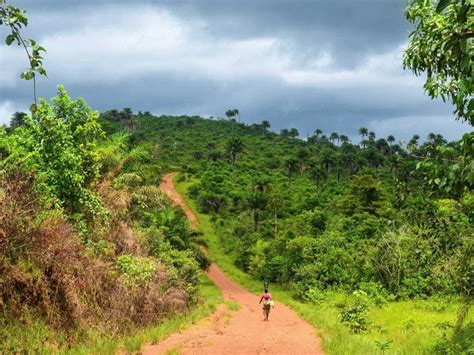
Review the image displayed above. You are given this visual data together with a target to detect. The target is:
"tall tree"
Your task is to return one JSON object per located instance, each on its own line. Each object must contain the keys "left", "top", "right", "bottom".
{"left": 296, "top": 148, "right": 310, "bottom": 176}
{"left": 226, "top": 109, "right": 239, "bottom": 137}
{"left": 10, "top": 111, "right": 27, "bottom": 129}
{"left": 329, "top": 132, "right": 339, "bottom": 145}
{"left": 339, "top": 134, "right": 350, "bottom": 144}
{"left": 280, "top": 128, "right": 290, "bottom": 139}
{"left": 261, "top": 120, "right": 271, "bottom": 131}
{"left": 358, "top": 127, "right": 368, "bottom": 147}
{"left": 226, "top": 137, "right": 244, "bottom": 166}
{"left": 387, "top": 135, "right": 396, "bottom": 145}
{"left": 284, "top": 157, "right": 298, "bottom": 183}
{"left": 246, "top": 190, "right": 268, "bottom": 231}
{"left": 289, "top": 127, "right": 299, "bottom": 139}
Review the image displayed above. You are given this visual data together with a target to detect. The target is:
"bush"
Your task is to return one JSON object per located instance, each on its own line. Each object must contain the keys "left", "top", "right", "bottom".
{"left": 358, "top": 281, "right": 388, "bottom": 307}
{"left": 340, "top": 291, "right": 371, "bottom": 333}
{"left": 116, "top": 255, "right": 157, "bottom": 287}
{"left": 1, "top": 86, "right": 105, "bottom": 220}
{"left": 197, "top": 192, "right": 226, "bottom": 213}
{"left": 434, "top": 322, "right": 473, "bottom": 354}
{"left": 304, "top": 288, "right": 327, "bottom": 304}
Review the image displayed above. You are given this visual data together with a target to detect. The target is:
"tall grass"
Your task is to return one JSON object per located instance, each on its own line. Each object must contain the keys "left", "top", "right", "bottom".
{"left": 174, "top": 175, "right": 472, "bottom": 355}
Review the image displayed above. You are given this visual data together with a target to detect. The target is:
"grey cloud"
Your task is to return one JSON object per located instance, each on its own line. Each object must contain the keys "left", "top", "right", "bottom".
{"left": 1, "top": 0, "right": 470, "bottom": 142}
{"left": 18, "top": 0, "right": 408, "bottom": 68}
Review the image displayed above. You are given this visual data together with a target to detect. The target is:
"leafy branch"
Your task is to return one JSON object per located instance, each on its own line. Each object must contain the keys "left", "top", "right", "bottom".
{"left": 0, "top": 0, "right": 47, "bottom": 105}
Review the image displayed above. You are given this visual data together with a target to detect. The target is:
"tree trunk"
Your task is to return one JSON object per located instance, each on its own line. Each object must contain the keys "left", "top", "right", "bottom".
{"left": 253, "top": 210, "right": 259, "bottom": 231}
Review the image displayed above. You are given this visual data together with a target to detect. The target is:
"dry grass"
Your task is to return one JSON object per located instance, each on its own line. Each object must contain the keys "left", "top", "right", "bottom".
{"left": 0, "top": 170, "right": 192, "bottom": 345}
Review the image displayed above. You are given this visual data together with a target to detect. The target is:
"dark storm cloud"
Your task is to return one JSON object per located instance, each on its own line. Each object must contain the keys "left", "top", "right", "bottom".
{"left": 1, "top": 0, "right": 470, "bottom": 141}
{"left": 19, "top": 0, "right": 408, "bottom": 68}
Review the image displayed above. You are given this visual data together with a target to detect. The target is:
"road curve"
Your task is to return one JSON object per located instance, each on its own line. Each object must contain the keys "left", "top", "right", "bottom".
{"left": 143, "top": 173, "right": 324, "bottom": 355}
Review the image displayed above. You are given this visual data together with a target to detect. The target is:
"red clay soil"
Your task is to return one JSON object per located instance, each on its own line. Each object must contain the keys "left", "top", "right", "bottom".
{"left": 146, "top": 173, "right": 324, "bottom": 355}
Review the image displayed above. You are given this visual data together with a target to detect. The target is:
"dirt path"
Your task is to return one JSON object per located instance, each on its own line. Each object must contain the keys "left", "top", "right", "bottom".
{"left": 146, "top": 173, "right": 324, "bottom": 355}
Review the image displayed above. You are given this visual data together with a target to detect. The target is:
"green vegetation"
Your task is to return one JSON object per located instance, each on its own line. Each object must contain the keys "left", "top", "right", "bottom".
{"left": 0, "top": 0, "right": 47, "bottom": 103}
{"left": 1, "top": 89, "right": 472, "bottom": 354}
{"left": 0, "top": 89, "right": 213, "bottom": 353}
{"left": 404, "top": 0, "right": 473, "bottom": 123}
{"left": 1, "top": 0, "right": 472, "bottom": 353}
{"left": 175, "top": 175, "right": 472, "bottom": 354}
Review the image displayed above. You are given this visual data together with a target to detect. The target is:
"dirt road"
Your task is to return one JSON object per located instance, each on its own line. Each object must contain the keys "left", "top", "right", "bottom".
{"left": 146, "top": 173, "right": 323, "bottom": 355}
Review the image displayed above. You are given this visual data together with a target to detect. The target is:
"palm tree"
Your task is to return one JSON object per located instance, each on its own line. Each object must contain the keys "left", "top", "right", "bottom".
{"left": 289, "top": 128, "right": 299, "bottom": 139}
{"left": 225, "top": 109, "right": 238, "bottom": 120}
{"left": 226, "top": 109, "right": 239, "bottom": 137}
{"left": 296, "top": 148, "right": 309, "bottom": 176}
{"left": 320, "top": 148, "right": 334, "bottom": 173}
{"left": 358, "top": 127, "right": 368, "bottom": 148}
{"left": 10, "top": 111, "right": 28, "bottom": 129}
{"left": 330, "top": 132, "right": 339, "bottom": 145}
{"left": 307, "top": 135, "right": 318, "bottom": 144}
{"left": 234, "top": 109, "right": 240, "bottom": 122}
{"left": 284, "top": 157, "right": 298, "bottom": 183}
{"left": 246, "top": 191, "right": 268, "bottom": 231}
{"left": 226, "top": 138, "right": 244, "bottom": 166}
{"left": 408, "top": 134, "right": 420, "bottom": 151}
{"left": 435, "top": 134, "right": 446, "bottom": 145}
{"left": 387, "top": 135, "right": 396, "bottom": 145}
{"left": 261, "top": 120, "right": 271, "bottom": 131}
{"left": 121, "top": 107, "right": 133, "bottom": 120}
{"left": 368, "top": 131, "right": 376, "bottom": 141}
{"left": 427, "top": 132, "right": 437, "bottom": 142}
{"left": 121, "top": 107, "right": 134, "bottom": 131}
{"left": 268, "top": 192, "right": 284, "bottom": 236}
{"left": 280, "top": 128, "right": 290, "bottom": 139}
{"left": 309, "top": 163, "right": 326, "bottom": 187}
{"left": 339, "top": 135, "right": 349, "bottom": 144}
{"left": 314, "top": 128, "right": 323, "bottom": 137}
{"left": 358, "top": 127, "right": 368, "bottom": 139}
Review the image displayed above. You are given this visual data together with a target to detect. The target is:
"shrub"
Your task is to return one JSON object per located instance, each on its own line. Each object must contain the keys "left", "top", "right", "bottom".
{"left": 116, "top": 255, "right": 156, "bottom": 287}
{"left": 434, "top": 322, "right": 473, "bottom": 354}
{"left": 304, "top": 288, "right": 327, "bottom": 304}
{"left": 358, "top": 281, "right": 388, "bottom": 307}
{"left": 158, "top": 248, "right": 200, "bottom": 305}
{"left": 340, "top": 291, "right": 371, "bottom": 333}
{"left": 113, "top": 173, "right": 143, "bottom": 188}
{"left": 1, "top": 86, "right": 105, "bottom": 220}
{"left": 197, "top": 192, "right": 226, "bottom": 213}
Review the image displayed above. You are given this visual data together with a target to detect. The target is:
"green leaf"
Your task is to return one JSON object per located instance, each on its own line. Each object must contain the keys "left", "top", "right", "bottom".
{"left": 29, "top": 103, "right": 37, "bottom": 113}
{"left": 457, "top": 4, "right": 470, "bottom": 23}
{"left": 459, "top": 79, "right": 471, "bottom": 93}
{"left": 468, "top": 99, "right": 474, "bottom": 111}
{"left": 436, "top": 0, "right": 453, "bottom": 13}
{"left": 5, "top": 34, "right": 14, "bottom": 45}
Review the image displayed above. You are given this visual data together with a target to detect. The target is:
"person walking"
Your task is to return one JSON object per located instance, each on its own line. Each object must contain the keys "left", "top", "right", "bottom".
{"left": 259, "top": 288, "right": 274, "bottom": 321}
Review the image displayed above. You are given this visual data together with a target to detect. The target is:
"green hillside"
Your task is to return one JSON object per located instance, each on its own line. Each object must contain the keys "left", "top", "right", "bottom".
{"left": 99, "top": 110, "right": 473, "bottom": 353}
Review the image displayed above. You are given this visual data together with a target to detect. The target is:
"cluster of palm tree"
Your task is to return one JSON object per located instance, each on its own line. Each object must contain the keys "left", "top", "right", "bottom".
{"left": 280, "top": 127, "right": 299, "bottom": 139}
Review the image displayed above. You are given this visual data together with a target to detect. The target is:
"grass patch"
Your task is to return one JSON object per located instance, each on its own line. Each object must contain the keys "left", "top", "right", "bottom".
{"left": 0, "top": 273, "right": 223, "bottom": 354}
{"left": 174, "top": 175, "right": 472, "bottom": 355}
{"left": 224, "top": 300, "right": 241, "bottom": 312}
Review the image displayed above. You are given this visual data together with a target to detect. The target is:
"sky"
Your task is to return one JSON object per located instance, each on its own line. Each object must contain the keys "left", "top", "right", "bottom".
{"left": 0, "top": 0, "right": 471, "bottom": 142}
